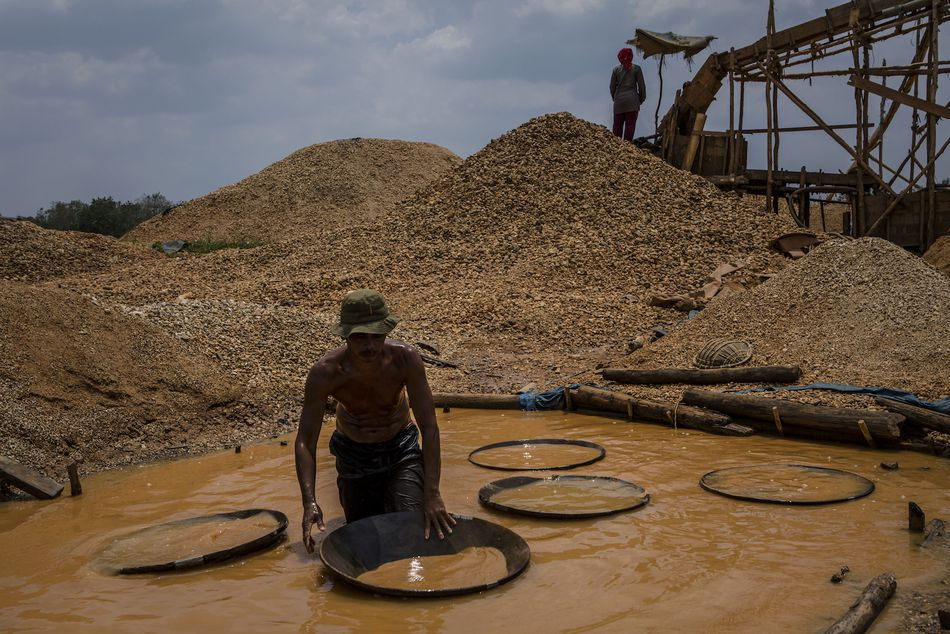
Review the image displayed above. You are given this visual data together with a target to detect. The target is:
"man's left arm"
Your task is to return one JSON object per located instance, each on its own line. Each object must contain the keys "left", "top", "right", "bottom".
{"left": 404, "top": 347, "right": 456, "bottom": 540}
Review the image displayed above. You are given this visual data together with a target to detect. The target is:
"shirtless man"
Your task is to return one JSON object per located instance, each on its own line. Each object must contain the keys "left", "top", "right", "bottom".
{"left": 295, "top": 289, "right": 455, "bottom": 553}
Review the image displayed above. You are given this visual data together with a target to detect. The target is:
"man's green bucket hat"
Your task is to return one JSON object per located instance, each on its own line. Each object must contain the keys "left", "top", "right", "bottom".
{"left": 331, "top": 289, "right": 400, "bottom": 338}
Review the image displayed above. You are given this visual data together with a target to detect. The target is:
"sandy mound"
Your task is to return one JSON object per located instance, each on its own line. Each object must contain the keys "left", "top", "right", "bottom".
{"left": 923, "top": 234, "right": 950, "bottom": 277}
{"left": 622, "top": 237, "right": 950, "bottom": 399}
{"left": 0, "top": 219, "right": 156, "bottom": 284}
{"left": 123, "top": 138, "right": 462, "bottom": 244}
{"left": 58, "top": 112, "right": 797, "bottom": 396}
{"left": 0, "top": 281, "right": 275, "bottom": 479}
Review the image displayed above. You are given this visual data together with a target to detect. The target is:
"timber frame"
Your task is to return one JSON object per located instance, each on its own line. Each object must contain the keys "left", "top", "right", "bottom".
{"left": 657, "top": 0, "right": 949, "bottom": 252}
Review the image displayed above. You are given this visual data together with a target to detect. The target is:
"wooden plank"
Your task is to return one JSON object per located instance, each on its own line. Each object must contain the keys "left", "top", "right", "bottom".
{"left": 0, "top": 455, "right": 64, "bottom": 499}
{"left": 849, "top": 75, "right": 950, "bottom": 119}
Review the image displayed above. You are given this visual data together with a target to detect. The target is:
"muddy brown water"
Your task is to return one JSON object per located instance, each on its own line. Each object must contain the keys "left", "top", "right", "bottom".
{"left": 356, "top": 547, "right": 509, "bottom": 592}
{"left": 2, "top": 409, "right": 948, "bottom": 633}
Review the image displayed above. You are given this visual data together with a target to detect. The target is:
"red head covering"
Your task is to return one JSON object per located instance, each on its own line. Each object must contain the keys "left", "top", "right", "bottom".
{"left": 617, "top": 48, "right": 633, "bottom": 70}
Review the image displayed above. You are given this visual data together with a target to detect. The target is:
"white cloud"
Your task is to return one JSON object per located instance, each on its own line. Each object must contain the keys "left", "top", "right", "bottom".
{"left": 397, "top": 25, "right": 472, "bottom": 55}
{"left": 516, "top": 0, "right": 608, "bottom": 18}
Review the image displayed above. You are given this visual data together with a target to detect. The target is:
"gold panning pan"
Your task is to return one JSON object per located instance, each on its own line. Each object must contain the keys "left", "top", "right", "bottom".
{"left": 94, "top": 508, "right": 288, "bottom": 575}
{"left": 468, "top": 438, "right": 606, "bottom": 471}
{"left": 479, "top": 475, "right": 650, "bottom": 519}
{"left": 319, "top": 511, "right": 530, "bottom": 597}
{"left": 700, "top": 464, "right": 875, "bottom": 505}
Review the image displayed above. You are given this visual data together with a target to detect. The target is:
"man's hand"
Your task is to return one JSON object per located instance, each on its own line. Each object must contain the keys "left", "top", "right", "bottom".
{"left": 302, "top": 501, "right": 325, "bottom": 554}
{"left": 423, "top": 491, "right": 456, "bottom": 540}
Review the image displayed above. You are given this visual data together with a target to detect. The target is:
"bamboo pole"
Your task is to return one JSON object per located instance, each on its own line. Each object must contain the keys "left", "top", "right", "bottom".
{"left": 853, "top": 24, "right": 867, "bottom": 235}
{"left": 765, "top": 0, "right": 776, "bottom": 212}
{"left": 728, "top": 48, "right": 736, "bottom": 178}
{"left": 925, "top": 0, "right": 938, "bottom": 250}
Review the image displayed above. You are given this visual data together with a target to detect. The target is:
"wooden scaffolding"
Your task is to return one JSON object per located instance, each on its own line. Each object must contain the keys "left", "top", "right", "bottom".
{"left": 658, "top": 0, "right": 949, "bottom": 253}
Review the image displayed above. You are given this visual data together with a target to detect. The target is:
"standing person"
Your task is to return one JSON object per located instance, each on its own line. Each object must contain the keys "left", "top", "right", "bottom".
{"left": 610, "top": 47, "right": 647, "bottom": 142}
{"left": 295, "top": 289, "right": 455, "bottom": 553}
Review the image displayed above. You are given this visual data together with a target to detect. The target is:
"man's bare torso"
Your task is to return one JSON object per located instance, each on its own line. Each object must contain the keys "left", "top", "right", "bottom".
{"left": 317, "top": 339, "right": 414, "bottom": 444}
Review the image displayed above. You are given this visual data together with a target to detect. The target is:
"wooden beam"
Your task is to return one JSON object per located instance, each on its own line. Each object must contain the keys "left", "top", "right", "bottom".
{"left": 849, "top": 75, "right": 950, "bottom": 119}
{"left": 875, "top": 398, "right": 950, "bottom": 435}
{"left": 681, "top": 389, "right": 904, "bottom": 446}
{"left": 570, "top": 385, "right": 755, "bottom": 436}
{"left": 0, "top": 455, "right": 64, "bottom": 500}
{"left": 824, "top": 572, "right": 897, "bottom": 634}
{"left": 740, "top": 123, "right": 871, "bottom": 134}
{"left": 601, "top": 365, "right": 802, "bottom": 385}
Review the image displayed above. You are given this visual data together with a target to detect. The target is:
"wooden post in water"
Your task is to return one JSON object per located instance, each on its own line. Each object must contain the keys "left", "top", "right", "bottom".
{"left": 67, "top": 463, "right": 82, "bottom": 496}
{"left": 909, "top": 502, "right": 926, "bottom": 532}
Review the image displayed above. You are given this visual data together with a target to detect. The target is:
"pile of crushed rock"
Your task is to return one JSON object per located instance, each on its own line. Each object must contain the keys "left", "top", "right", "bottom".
{"left": 0, "top": 280, "right": 276, "bottom": 478}
{"left": 923, "top": 234, "right": 950, "bottom": 277}
{"left": 123, "top": 139, "right": 461, "bottom": 245}
{"left": 0, "top": 218, "right": 156, "bottom": 284}
{"left": 56, "top": 113, "right": 797, "bottom": 400}
{"left": 606, "top": 237, "right": 950, "bottom": 403}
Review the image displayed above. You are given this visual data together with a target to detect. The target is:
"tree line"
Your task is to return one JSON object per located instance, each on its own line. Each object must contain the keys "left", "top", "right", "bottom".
{"left": 29, "top": 193, "right": 176, "bottom": 238}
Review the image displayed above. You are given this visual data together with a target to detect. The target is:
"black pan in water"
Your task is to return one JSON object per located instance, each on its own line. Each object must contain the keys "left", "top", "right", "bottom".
{"left": 468, "top": 438, "right": 606, "bottom": 471}
{"left": 319, "top": 511, "right": 530, "bottom": 597}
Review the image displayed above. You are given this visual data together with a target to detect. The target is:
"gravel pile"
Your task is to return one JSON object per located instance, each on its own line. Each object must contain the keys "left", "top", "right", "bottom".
{"left": 0, "top": 281, "right": 277, "bottom": 479}
{"left": 923, "top": 234, "right": 950, "bottom": 277}
{"left": 57, "top": 113, "right": 796, "bottom": 397}
{"left": 123, "top": 138, "right": 461, "bottom": 245}
{"left": 609, "top": 237, "right": 950, "bottom": 401}
{"left": 0, "top": 218, "right": 156, "bottom": 284}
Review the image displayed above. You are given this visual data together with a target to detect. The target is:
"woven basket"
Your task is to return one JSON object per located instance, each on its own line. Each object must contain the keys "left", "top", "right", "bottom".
{"left": 693, "top": 338, "right": 753, "bottom": 369}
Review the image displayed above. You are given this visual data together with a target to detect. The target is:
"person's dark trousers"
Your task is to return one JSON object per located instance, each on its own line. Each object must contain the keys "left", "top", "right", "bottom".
{"left": 612, "top": 111, "right": 638, "bottom": 141}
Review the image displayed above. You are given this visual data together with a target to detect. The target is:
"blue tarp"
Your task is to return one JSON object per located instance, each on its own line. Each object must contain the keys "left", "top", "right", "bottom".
{"left": 519, "top": 385, "right": 569, "bottom": 411}
{"left": 736, "top": 383, "right": 950, "bottom": 415}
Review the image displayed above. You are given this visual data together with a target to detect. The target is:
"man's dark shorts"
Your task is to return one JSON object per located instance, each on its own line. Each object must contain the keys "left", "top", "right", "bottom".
{"left": 328, "top": 424, "right": 424, "bottom": 523}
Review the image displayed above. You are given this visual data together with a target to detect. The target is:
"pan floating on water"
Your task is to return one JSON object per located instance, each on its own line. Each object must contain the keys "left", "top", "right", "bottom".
{"left": 319, "top": 511, "right": 530, "bottom": 597}
{"left": 479, "top": 475, "right": 650, "bottom": 519}
{"left": 700, "top": 463, "right": 875, "bottom": 505}
{"left": 468, "top": 438, "right": 606, "bottom": 471}
{"left": 94, "top": 508, "right": 288, "bottom": 575}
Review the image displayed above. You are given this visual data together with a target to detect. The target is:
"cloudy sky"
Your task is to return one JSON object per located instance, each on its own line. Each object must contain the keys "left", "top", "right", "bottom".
{"left": 1, "top": 0, "right": 946, "bottom": 216}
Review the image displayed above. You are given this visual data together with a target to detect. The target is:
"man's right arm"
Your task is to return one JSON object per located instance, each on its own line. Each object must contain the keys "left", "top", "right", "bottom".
{"left": 295, "top": 365, "right": 329, "bottom": 554}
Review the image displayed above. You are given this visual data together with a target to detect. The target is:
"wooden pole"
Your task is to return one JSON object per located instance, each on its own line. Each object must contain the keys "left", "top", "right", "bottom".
{"left": 681, "top": 112, "right": 707, "bottom": 171}
{"left": 772, "top": 406, "right": 784, "bottom": 436}
{"left": 601, "top": 365, "right": 802, "bottom": 385}
{"left": 874, "top": 397, "right": 950, "bottom": 435}
{"left": 909, "top": 501, "right": 926, "bottom": 532}
{"left": 925, "top": 0, "right": 938, "bottom": 250}
{"left": 681, "top": 389, "right": 904, "bottom": 446}
{"left": 569, "top": 385, "right": 755, "bottom": 436}
{"left": 728, "top": 49, "right": 736, "bottom": 178}
{"left": 67, "top": 462, "right": 82, "bottom": 496}
{"left": 765, "top": 0, "right": 776, "bottom": 212}
{"left": 853, "top": 23, "right": 867, "bottom": 236}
